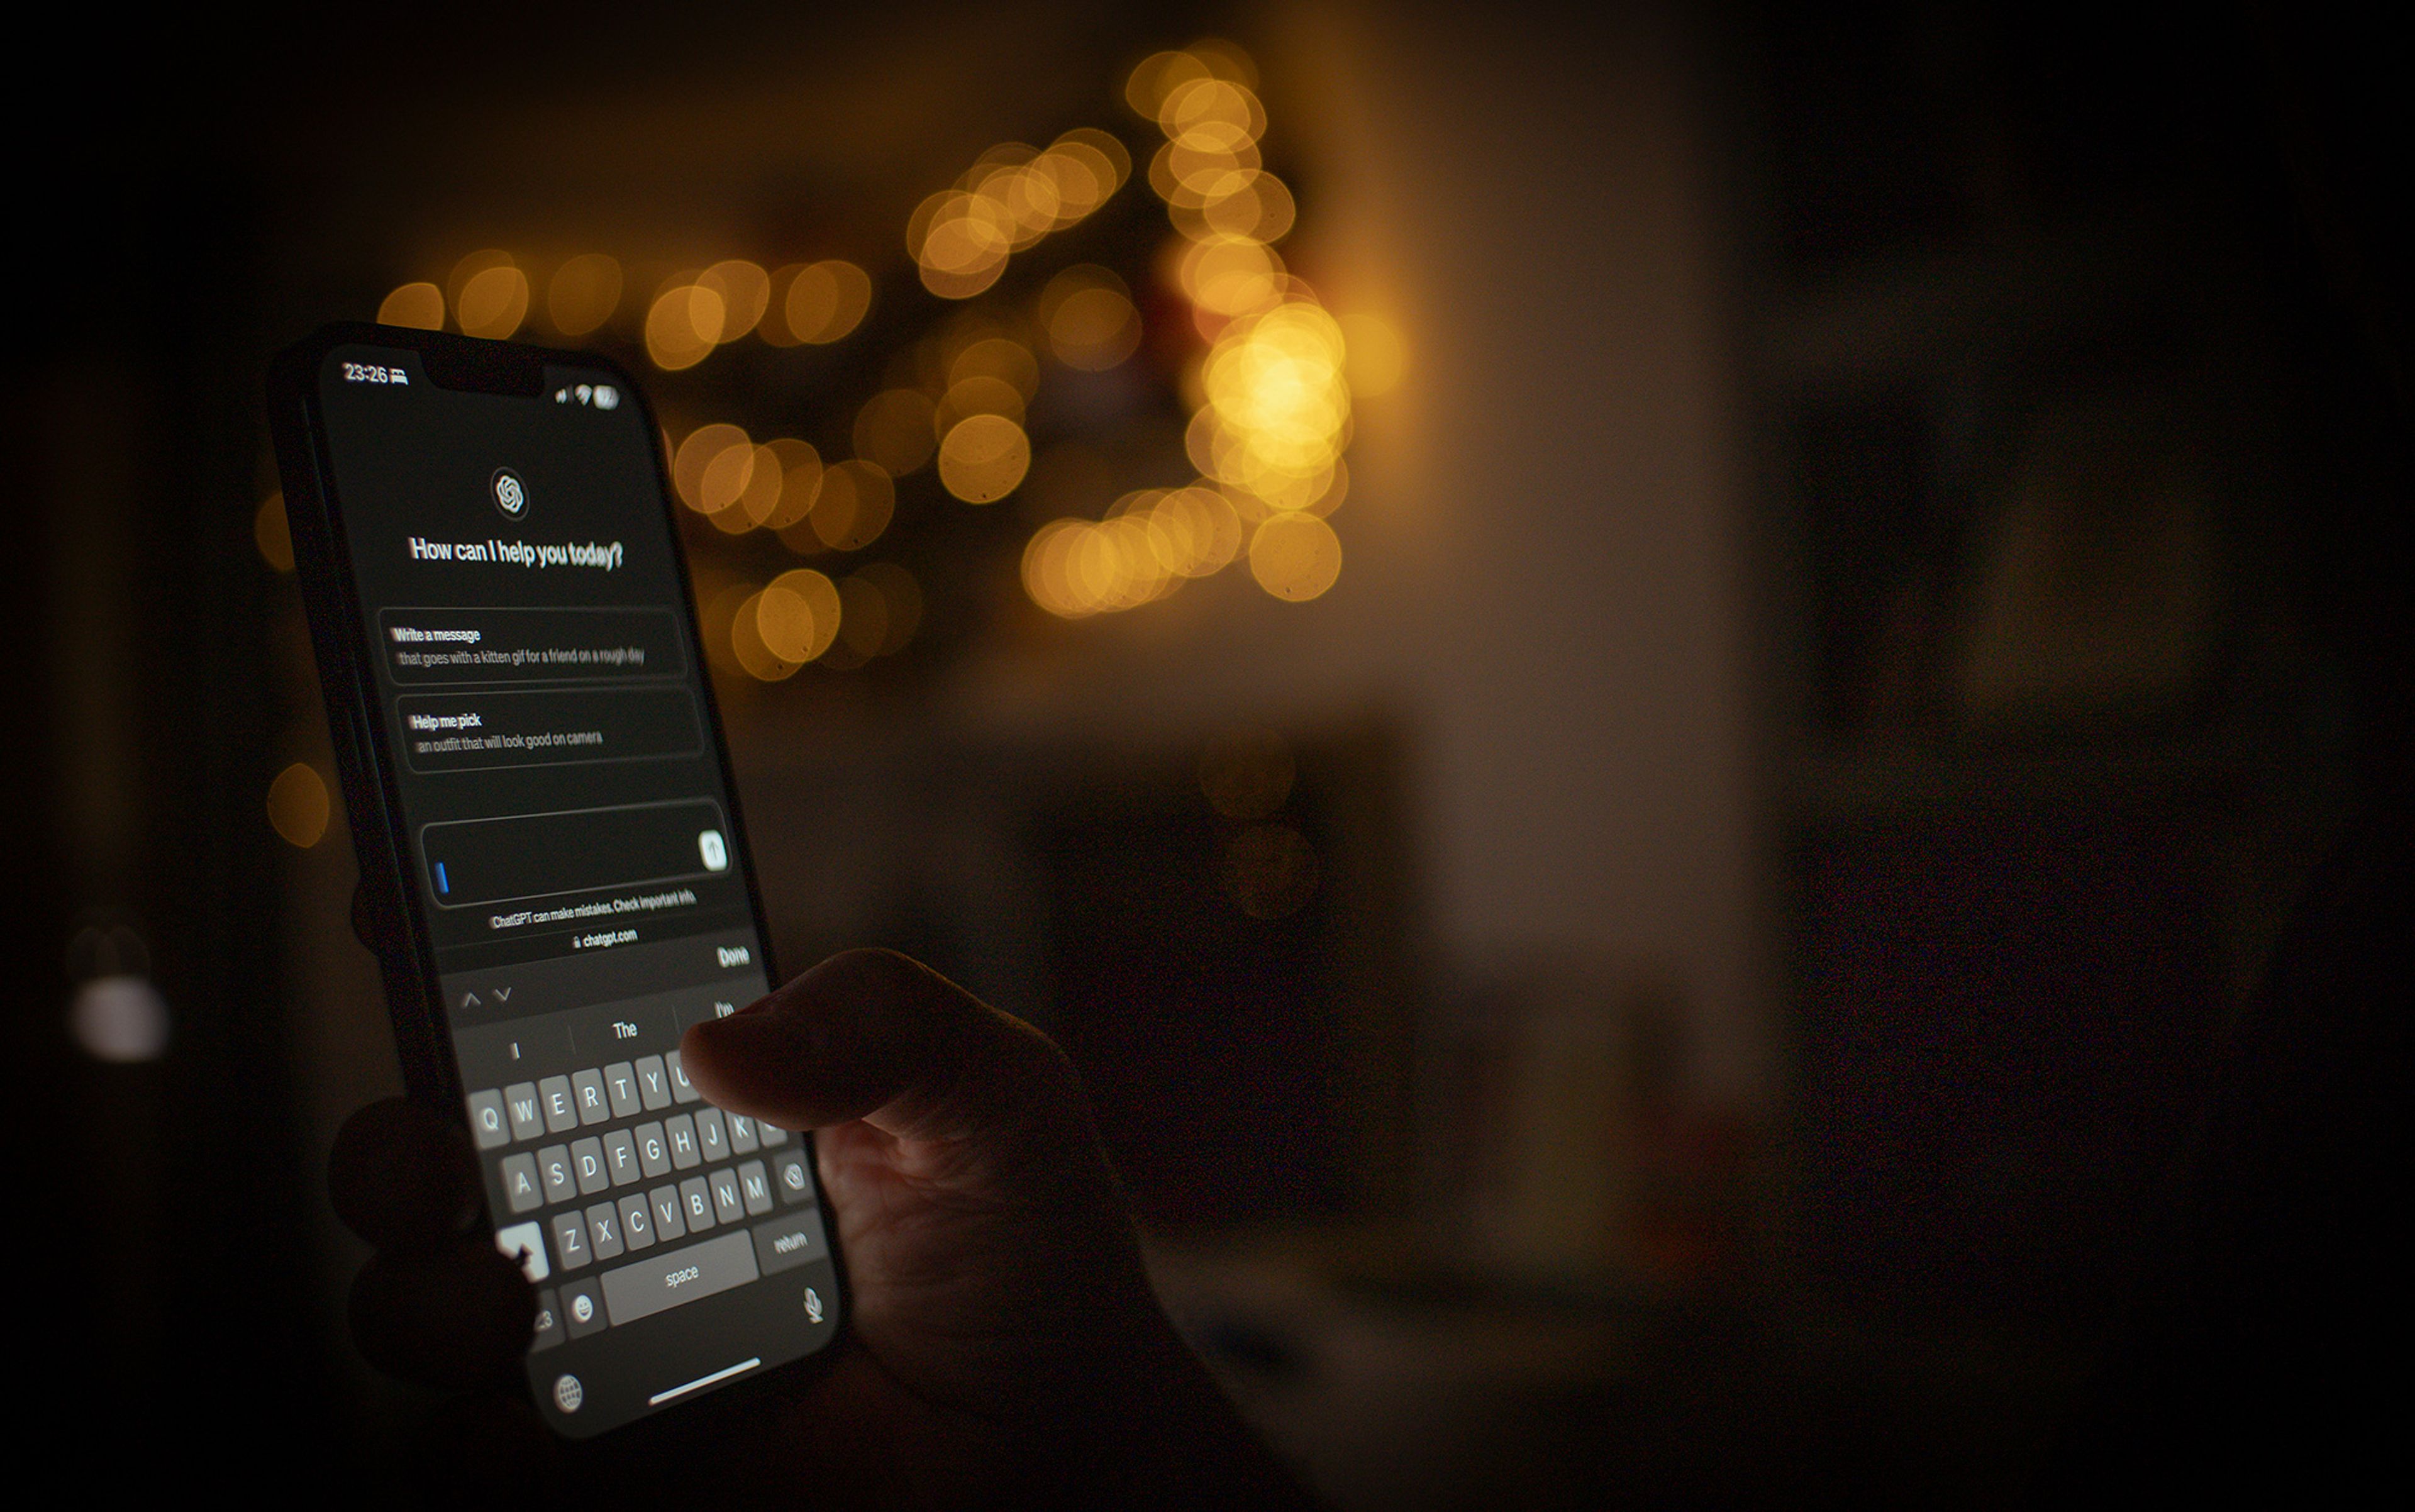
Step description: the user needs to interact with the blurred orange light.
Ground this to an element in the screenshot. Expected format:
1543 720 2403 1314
729 588 801 682
1247 512 1343 601
646 282 725 370
1126 50 1211 118
1040 265 1142 370
759 437 822 530
810 460 895 551
853 390 938 475
948 336 1041 399
673 424 752 512
850 562 923 653
547 254 623 336
759 568 842 664
455 259 530 340
699 260 771 343
377 282 445 330
267 762 331 848
935 375 1026 436
1160 77 1266 148
835 574 888 658
1340 312 1407 396
255 493 293 572
938 414 1031 504
772 259 874 345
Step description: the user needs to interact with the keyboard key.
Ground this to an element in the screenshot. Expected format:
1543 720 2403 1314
572 1137 608 1196
695 1108 728 1163
758 1121 789 1147
573 1069 611 1126
619 1192 654 1252
539 1076 578 1134
598 1230 760 1327
467 1090 510 1150
752 1208 830 1274
504 1082 545 1142
668 1050 700 1104
550 1210 590 1271
650 1183 686 1243
738 1159 773 1216
586 1202 624 1262
774 1152 812 1205
667 1115 699 1170
496 1221 550 1282
635 1055 671 1111
499 1153 543 1214
538 1145 575 1206
679 1176 715 1232
604 1062 640 1119
636 1121 671 1178
604 1128 638 1187
710 1167 744 1223
530 1288 564 1352
727 1113 760 1155
562 1276 607 1338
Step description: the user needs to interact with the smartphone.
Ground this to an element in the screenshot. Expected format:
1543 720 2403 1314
269 323 841 1437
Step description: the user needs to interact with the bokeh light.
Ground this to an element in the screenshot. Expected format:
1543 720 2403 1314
1040 265 1143 370
377 282 444 330
849 562 923 654
769 259 874 345
936 374 1026 435
1339 312 1407 396
1247 512 1343 601
950 336 1040 398
853 389 938 475
547 254 623 337
646 280 726 370
454 256 530 340
699 260 771 343
835 574 888 658
673 423 752 512
1126 49 1211 118
255 494 293 572
267 762 331 848
938 414 1031 504
729 587 801 681
759 437 822 530
808 460 895 550
757 567 842 665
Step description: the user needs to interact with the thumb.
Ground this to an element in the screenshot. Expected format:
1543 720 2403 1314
680 949 1092 1153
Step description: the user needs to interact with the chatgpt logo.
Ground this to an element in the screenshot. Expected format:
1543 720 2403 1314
491 466 528 520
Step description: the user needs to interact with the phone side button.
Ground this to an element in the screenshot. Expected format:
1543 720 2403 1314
598 1231 759 1326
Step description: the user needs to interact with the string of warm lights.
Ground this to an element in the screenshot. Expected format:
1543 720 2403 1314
264 40 1406 842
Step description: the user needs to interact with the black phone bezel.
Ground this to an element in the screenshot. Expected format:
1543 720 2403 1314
265 321 847 1439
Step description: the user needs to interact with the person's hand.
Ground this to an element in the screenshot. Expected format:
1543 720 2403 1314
330 950 1310 1507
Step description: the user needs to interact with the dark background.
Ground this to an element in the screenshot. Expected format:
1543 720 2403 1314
4 2 2403 1502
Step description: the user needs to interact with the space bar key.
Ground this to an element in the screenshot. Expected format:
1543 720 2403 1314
601 1231 761 1326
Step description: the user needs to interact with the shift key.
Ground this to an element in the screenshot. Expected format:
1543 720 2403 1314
599 1231 760 1326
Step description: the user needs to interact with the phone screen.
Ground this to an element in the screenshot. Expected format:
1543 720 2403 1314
306 340 838 1435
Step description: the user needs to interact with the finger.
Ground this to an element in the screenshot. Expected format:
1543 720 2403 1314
350 1233 535 1389
329 1097 482 1252
682 949 1087 1148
